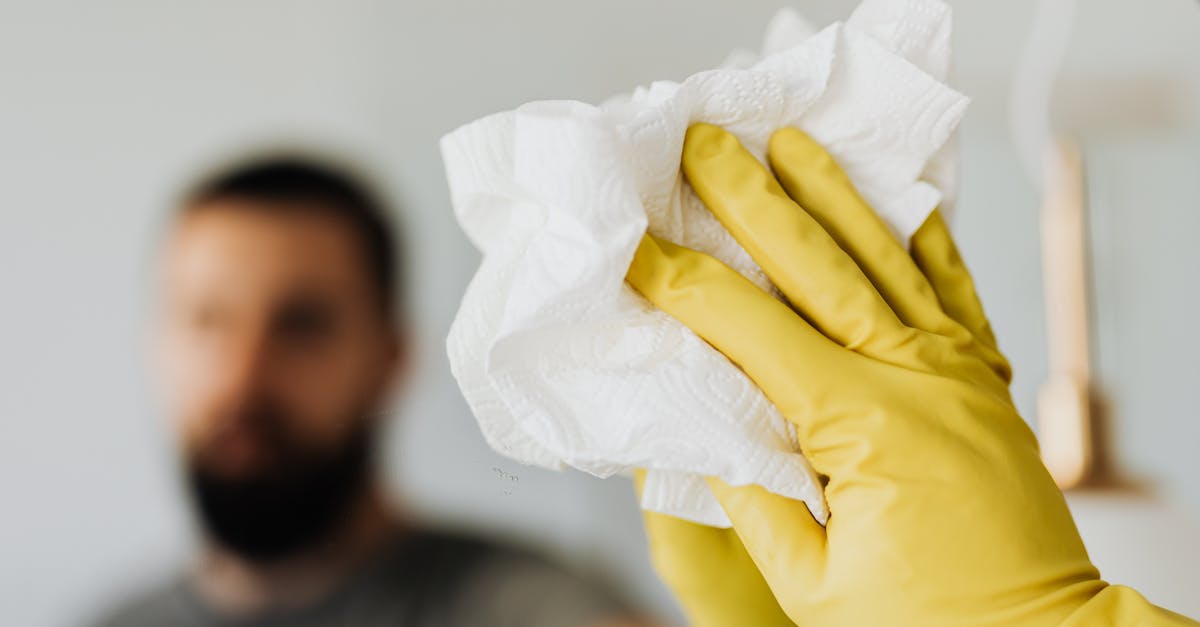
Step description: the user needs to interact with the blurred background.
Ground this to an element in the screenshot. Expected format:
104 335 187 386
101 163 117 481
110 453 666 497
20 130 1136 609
1 1 1198 625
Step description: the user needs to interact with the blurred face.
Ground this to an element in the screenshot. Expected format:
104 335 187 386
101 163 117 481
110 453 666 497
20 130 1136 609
156 199 400 560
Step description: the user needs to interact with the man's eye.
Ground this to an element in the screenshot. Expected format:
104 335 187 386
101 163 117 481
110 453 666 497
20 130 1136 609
275 302 334 340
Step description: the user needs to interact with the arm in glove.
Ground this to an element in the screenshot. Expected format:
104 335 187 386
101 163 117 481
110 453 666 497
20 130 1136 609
634 471 795 627
625 123 1197 626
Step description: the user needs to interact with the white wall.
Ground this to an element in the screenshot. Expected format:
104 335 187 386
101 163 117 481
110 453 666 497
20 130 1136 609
1 1 1198 625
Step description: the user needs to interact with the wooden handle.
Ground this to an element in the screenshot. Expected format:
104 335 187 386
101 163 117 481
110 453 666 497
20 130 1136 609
1037 138 1095 488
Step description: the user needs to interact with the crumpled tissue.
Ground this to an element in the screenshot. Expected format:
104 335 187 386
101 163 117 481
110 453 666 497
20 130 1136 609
440 0 967 527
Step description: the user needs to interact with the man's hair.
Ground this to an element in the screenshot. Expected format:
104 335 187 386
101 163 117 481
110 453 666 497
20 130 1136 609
181 156 402 317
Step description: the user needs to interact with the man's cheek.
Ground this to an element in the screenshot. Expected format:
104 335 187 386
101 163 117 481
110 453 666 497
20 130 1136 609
273 358 370 439
161 339 226 431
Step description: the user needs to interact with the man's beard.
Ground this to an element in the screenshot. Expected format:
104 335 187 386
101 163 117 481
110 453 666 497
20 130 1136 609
185 407 376 564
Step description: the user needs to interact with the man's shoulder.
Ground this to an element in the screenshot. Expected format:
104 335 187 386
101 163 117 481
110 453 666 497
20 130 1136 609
368 526 537 591
89 575 202 627
393 525 579 585
404 528 632 626
399 526 535 563
368 526 597 598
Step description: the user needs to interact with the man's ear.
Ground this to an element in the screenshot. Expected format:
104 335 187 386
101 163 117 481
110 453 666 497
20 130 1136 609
375 317 415 411
391 322 412 384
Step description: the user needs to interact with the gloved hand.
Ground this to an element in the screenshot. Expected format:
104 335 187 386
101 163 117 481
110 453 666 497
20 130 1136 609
626 123 1197 626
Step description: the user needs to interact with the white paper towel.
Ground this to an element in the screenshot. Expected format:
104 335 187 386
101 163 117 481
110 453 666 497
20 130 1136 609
440 0 966 527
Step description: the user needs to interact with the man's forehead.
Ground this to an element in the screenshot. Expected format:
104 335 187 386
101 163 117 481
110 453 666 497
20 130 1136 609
163 200 373 304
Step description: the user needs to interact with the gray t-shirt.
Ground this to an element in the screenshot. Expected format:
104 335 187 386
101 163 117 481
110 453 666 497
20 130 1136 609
92 530 629 627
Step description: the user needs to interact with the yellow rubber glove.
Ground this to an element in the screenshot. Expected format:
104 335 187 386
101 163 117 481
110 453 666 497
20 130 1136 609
626 123 1197 626
633 470 795 627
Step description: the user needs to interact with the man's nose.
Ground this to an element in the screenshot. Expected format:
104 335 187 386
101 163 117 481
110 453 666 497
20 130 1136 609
210 324 272 408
